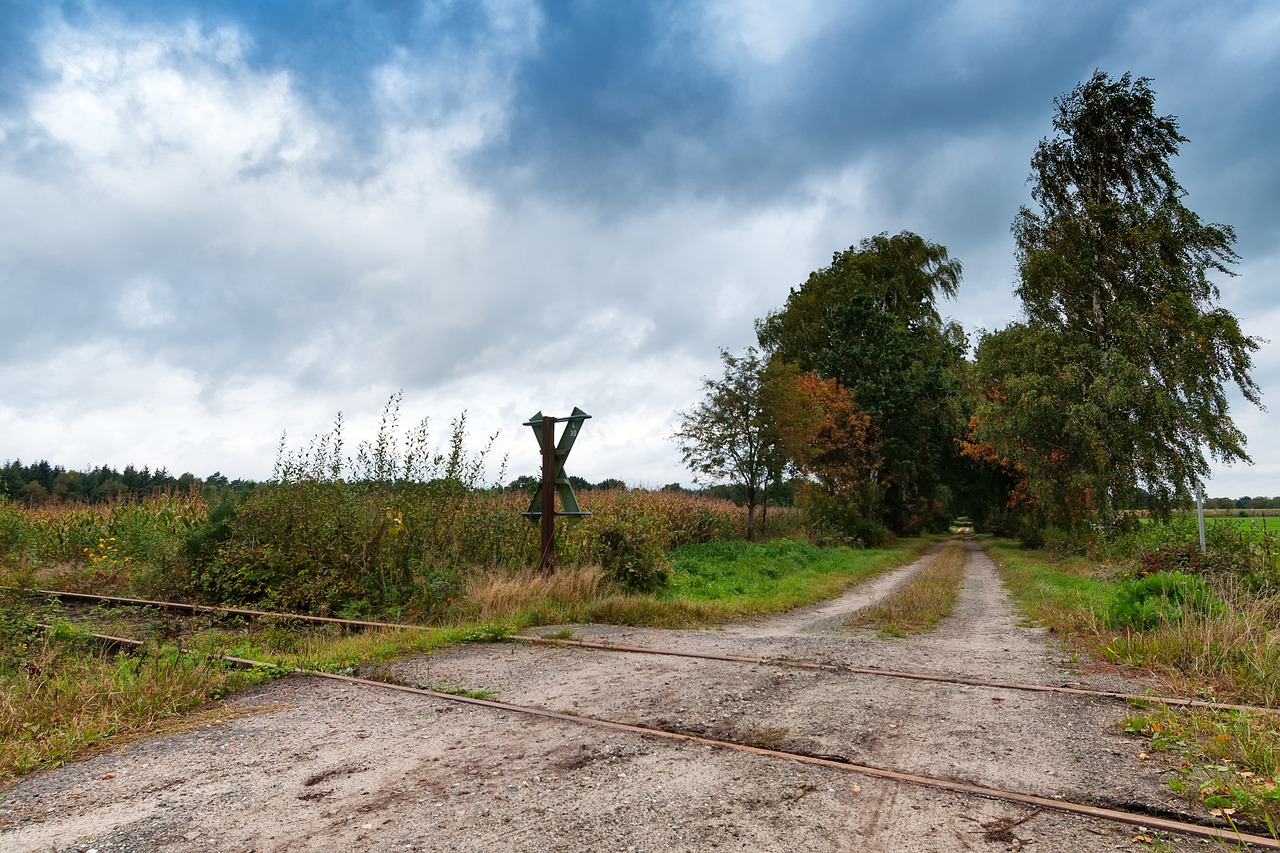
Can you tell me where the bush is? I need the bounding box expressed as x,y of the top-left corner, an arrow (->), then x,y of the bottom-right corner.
1109,571 -> 1217,630
594,518 -> 670,593
200,399 -> 500,614
796,489 -> 887,548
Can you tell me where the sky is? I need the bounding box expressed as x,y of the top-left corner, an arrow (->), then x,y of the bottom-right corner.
1,0 -> 1277,497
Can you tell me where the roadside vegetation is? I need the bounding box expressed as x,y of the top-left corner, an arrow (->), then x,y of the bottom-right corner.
0,424 -> 934,783
984,528 -> 1280,830
848,538 -> 967,636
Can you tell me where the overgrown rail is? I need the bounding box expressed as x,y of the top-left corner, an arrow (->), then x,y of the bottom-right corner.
54,625 -> 1280,850
36,588 -> 1280,715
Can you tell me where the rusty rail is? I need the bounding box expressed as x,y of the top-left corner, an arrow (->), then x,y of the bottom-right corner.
37,589 -> 429,631
512,634 -> 1278,715
35,588 -> 1276,714
55,625 -> 1280,850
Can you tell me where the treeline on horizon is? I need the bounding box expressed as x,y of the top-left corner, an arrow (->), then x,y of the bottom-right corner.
1,458 -> 738,508
6,457 -> 1274,513
0,459 -> 253,505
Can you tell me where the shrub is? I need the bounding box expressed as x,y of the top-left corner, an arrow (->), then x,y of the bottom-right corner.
796,489 -> 887,547
1109,571 -> 1217,630
595,519 -> 670,592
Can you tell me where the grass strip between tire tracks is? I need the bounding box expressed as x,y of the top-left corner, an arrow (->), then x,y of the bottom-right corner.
847,538 -> 968,635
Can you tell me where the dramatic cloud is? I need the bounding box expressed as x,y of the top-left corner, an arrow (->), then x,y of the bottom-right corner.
1,0 -> 1277,495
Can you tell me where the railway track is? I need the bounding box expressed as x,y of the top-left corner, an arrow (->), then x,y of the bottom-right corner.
55,622 -> 1280,850
32,586 -> 1280,848
37,588 -> 1280,716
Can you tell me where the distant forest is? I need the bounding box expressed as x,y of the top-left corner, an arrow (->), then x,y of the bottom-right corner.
2,457 -> 1274,511
1,459 -> 254,505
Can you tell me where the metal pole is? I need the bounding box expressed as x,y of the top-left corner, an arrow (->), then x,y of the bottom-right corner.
1196,484 -> 1206,556
540,415 -> 557,575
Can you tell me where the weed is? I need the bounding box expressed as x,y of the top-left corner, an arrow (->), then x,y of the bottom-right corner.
1108,571 -> 1218,630
985,540 -> 1280,708
0,630 -> 271,781
1121,705 -> 1280,831
737,724 -> 789,750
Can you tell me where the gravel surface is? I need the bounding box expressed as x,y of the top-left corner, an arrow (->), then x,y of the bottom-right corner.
1,540 -> 1219,851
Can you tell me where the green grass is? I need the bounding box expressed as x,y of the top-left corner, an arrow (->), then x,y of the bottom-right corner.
660,535 -> 941,615
1205,516 -> 1279,538
1138,515 -> 1279,538
0,630 -> 272,782
981,539 -> 1118,638
983,538 -> 1280,833
1122,705 -> 1280,834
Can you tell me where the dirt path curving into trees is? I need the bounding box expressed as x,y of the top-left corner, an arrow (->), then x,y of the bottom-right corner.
2,540 -> 1211,852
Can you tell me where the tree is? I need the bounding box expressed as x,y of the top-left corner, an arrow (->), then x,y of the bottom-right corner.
673,348 -> 778,540
770,368 -> 884,542
758,231 -> 961,368
971,71 -> 1262,530
758,231 -> 968,534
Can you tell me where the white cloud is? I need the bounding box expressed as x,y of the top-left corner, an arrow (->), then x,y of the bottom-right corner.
3,3 -> 1277,500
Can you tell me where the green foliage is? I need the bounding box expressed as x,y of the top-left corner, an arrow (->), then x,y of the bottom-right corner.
205,396 -> 498,615
1104,516 -> 1280,596
0,496 -> 23,557
795,488 -> 888,547
1121,706 -> 1280,832
988,539 -> 1280,707
757,231 -> 968,535
672,348 -> 776,540
594,517 -> 670,593
0,575 -> 49,677
0,631 -> 270,780
184,492 -> 240,568
972,72 -> 1261,536
1109,571 -> 1217,630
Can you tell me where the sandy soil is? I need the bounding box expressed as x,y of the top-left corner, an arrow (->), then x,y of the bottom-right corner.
1,540 -> 1213,852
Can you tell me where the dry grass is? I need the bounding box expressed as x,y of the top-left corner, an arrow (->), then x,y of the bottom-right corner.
847,539 -> 967,636
1100,582 -> 1280,708
464,565 -> 606,622
0,636 -> 267,781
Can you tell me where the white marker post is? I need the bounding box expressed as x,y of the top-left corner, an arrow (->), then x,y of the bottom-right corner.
1195,484 -> 1206,556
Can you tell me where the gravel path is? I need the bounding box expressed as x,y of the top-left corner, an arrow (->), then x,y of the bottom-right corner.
1,540 -> 1209,852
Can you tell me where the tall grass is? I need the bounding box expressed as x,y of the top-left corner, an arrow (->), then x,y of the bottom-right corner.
849,539 -> 967,636
0,631 -> 269,781
984,539 -> 1280,706
2,484 -> 776,617
985,538 -> 1280,830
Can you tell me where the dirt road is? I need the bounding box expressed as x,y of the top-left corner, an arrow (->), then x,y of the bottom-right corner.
1,540 -> 1213,851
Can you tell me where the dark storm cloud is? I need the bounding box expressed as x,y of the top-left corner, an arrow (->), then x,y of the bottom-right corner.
466,2 -> 1131,208
1,0 -> 1276,489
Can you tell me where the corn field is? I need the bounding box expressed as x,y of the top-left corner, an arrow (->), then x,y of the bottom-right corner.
1,486 -> 799,617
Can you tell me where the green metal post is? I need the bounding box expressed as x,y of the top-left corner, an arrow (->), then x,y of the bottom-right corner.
540,415 -> 557,575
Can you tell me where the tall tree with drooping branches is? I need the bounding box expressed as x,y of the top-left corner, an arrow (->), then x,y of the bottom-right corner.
972,71 -> 1262,530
